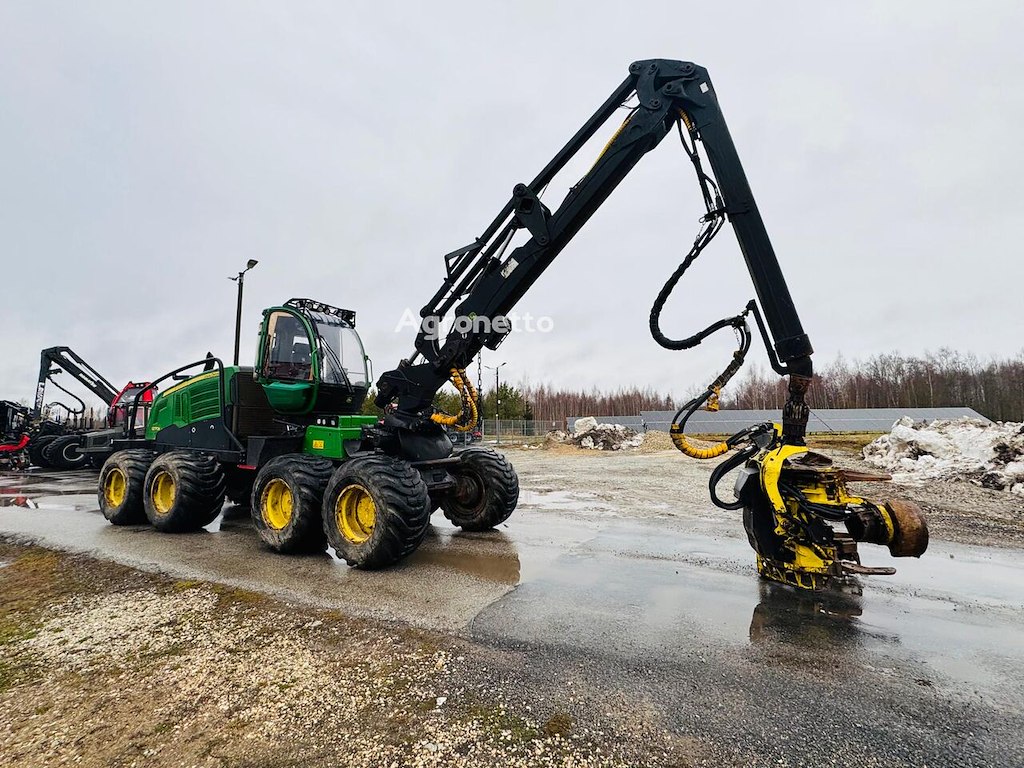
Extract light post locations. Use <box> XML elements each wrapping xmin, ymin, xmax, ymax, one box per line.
<box><xmin>229</xmin><ymin>259</ymin><xmax>259</xmax><ymax>366</ymax></box>
<box><xmin>485</xmin><ymin>361</ymin><xmax>507</xmax><ymax>444</ymax></box>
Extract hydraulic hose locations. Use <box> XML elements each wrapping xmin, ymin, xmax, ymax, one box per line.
<box><xmin>650</xmin><ymin>111</ymin><xmax>761</xmax><ymax>460</ymax></box>
<box><xmin>708</xmin><ymin>442</ymin><xmax>758</xmax><ymax>510</ymax></box>
<box><xmin>429</xmin><ymin>368</ymin><xmax>479</xmax><ymax>431</ymax></box>
<box><xmin>667</xmin><ymin>312</ymin><xmax>752</xmax><ymax>459</ymax></box>
<box><xmin>46</xmin><ymin>376</ymin><xmax>86</xmax><ymax>416</ymax></box>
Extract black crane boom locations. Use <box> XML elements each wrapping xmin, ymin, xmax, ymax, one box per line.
<box><xmin>375</xmin><ymin>59</ymin><xmax>813</xmax><ymax>449</ymax></box>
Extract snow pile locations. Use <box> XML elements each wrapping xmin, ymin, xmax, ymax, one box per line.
<box><xmin>863</xmin><ymin>416</ymin><xmax>1024</xmax><ymax>494</ymax></box>
<box><xmin>549</xmin><ymin>417</ymin><xmax>645</xmax><ymax>451</ymax></box>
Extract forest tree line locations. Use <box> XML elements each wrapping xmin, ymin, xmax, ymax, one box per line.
<box><xmin>362</xmin><ymin>350</ymin><xmax>1024</xmax><ymax>424</ymax></box>
<box><xmin>719</xmin><ymin>349</ymin><xmax>1024</xmax><ymax>422</ymax></box>
<box><xmin>362</xmin><ymin>383</ymin><xmax>674</xmax><ymax>424</ymax></box>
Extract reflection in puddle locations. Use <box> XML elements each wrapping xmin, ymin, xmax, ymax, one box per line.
<box><xmin>747</xmin><ymin>579</ymin><xmax>892</xmax><ymax>649</ymax></box>
<box><xmin>24</xmin><ymin>494</ymin><xmax>98</xmax><ymax>512</ymax></box>
<box><xmin>0</xmin><ymin>495</ymin><xmax>38</xmax><ymax>509</ymax></box>
<box><xmin>1</xmin><ymin>473</ymin><xmax>101</xmax><ymax>511</ymax></box>
<box><xmin>409</xmin><ymin>529</ymin><xmax>521</xmax><ymax>585</ymax></box>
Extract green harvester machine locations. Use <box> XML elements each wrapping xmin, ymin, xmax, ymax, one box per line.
<box><xmin>98</xmin><ymin>298</ymin><xmax>516</xmax><ymax>568</ymax></box>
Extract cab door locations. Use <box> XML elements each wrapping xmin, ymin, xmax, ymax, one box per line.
<box><xmin>256</xmin><ymin>308</ymin><xmax>319</xmax><ymax>414</ymax></box>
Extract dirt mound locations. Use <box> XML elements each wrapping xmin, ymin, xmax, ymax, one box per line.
<box><xmin>547</xmin><ymin>417</ymin><xmax>644</xmax><ymax>451</ymax></box>
<box><xmin>635</xmin><ymin>430</ymin><xmax>675</xmax><ymax>453</ymax></box>
<box><xmin>863</xmin><ymin>417</ymin><xmax>1024</xmax><ymax>495</ymax></box>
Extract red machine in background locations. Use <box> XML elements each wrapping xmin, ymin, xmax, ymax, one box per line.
<box><xmin>0</xmin><ymin>347</ymin><xmax>155</xmax><ymax>471</ymax></box>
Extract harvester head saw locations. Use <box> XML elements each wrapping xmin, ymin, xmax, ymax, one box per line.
<box><xmin>726</xmin><ymin>424</ymin><xmax>928</xmax><ymax>591</ymax></box>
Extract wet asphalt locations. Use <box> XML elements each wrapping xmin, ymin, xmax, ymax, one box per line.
<box><xmin>2</xmin><ymin>468</ymin><xmax>1022</xmax><ymax>767</ymax></box>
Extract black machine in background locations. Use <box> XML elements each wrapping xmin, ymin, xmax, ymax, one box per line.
<box><xmin>33</xmin><ymin>346</ymin><xmax>121</xmax><ymax>422</ymax></box>
<box><xmin>7</xmin><ymin>347</ymin><xmax>154</xmax><ymax>470</ymax></box>
<box><xmin>0</xmin><ymin>400</ymin><xmax>31</xmax><ymax>470</ymax></box>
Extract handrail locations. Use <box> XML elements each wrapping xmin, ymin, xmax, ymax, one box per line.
<box><xmin>125</xmin><ymin>357</ymin><xmax>245</xmax><ymax>453</ymax></box>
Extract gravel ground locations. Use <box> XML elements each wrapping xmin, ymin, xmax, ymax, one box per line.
<box><xmin>2</xmin><ymin>439</ymin><xmax>1021</xmax><ymax>767</ymax></box>
<box><xmin>512</xmin><ymin>436</ymin><xmax>1024</xmax><ymax>549</ymax></box>
<box><xmin>0</xmin><ymin>544</ymin><xmax>642</xmax><ymax>768</ymax></box>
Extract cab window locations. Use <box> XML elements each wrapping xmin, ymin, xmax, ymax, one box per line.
<box><xmin>263</xmin><ymin>311</ymin><xmax>314</xmax><ymax>381</ymax></box>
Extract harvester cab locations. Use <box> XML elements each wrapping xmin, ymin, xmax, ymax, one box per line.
<box><xmin>254</xmin><ymin>298</ymin><xmax>370</xmax><ymax>416</ymax></box>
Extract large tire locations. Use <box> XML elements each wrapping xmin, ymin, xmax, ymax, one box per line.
<box><xmin>251</xmin><ymin>455</ymin><xmax>333</xmax><ymax>553</ymax></box>
<box><xmin>440</xmin><ymin>447</ymin><xmax>519</xmax><ymax>531</ymax></box>
<box><xmin>98</xmin><ymin>450</ymin><xmax>156</xmax><ymax>525</ymax></box>
<box><xmin>143</xmin><ymin>451</ymin><xmax>226</xmax><ymax>533</ymax></box>
<box><xmin>46</xmin><ymin>435</ymin><xmax>89</xmax><ymax>470</ymax></box>
<box><xmin>323</xmin><ymin>455</ymin><xmax>430</xmax><ymax>569</ymax></box>
<box><xmin>28</xmin><ymin>434</ymin><xmax>59</xmax><ymax>468</ymax></box>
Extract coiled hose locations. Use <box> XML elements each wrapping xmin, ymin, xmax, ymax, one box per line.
<box><xmin>429</xmin><ymin>368</ymin><xmax>479</xmax><ymax>431</ymax></box>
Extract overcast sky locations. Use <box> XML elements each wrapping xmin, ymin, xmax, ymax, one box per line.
<box><xmin>2</xmin><ymin>1</ymin><xmax>1022</xmax><ymax>411</ymax></box>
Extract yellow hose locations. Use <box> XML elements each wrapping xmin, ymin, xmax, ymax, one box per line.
<box><xmin>429</xmin><ymin>368</ymin><xmax>479</xmax><ymax>431</ymax></box>
<box><xmin>705</xmin><ymin>386</ymin><xmax>720</xmax><ymax>412</ymax></box>
<box><xmin>670</xmin><ymin>423</ymin><xmax>729</xmax><ymax>460</ymax></box>
<box><xmin>584</xmin><ymin>112</ymin><xmax>634</xmax><ymax>176</ymax></box>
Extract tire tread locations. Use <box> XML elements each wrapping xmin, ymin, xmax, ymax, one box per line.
<box><xmin>144</xmin><ymin>451</ymin><xmax>226</xmax><ymax>532</ymax></box>
<box><xmin>99</xmin><ymin>449</ymin><xmax>156</xmax><ymax>525</ymax></box>
<box><xmin>323</xmin><ymin>455</ymin><xmax>430</xmax><ymax>569</ymax></box>
<box><xmin>440</xmin><ymin>447</ymin><xmax>519</xmax><ymax>531</ymax></box>
<box><xmin>252</xmin><ymin>454</ymin><xmax>334</xmax><ymax>553</ymax></box>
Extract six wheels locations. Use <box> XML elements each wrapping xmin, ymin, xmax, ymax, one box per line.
<box><xmin>322</xmin><ymin>455</ymin><xmax>430</xmax><ymax>569</ymax></box>
<box><xmin>251</xmin><ymin>455</ymin><xmax>333</xmax><ymax>553</ymax></box>
<box><xmin>440</xmin><ymin>447</ymin><xmax>519</xmax><ymax>531</ymax></box>
<box><xmin>93</xmin><ymin>445</ymin><xmax>519</xmax><ymax>566</ymax></box>
<box><xmin>143</xmin><ymin>451</ymin><xmax>226</xmax><ymax>532</ymax></box>
<box><xmin>98</xmin><ymin>449</ymin><xmax>156</xmax><ymax>525</ymax></box>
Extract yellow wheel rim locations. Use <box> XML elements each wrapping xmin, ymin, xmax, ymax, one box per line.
<box><xmin>335</xmin><ymin>484</ymin><xmax>376</xmax><ymax>544</ymax></box>
<box><xmin>151</xmin><ymin>471</ymin><xmax>176</xmax><ymax>515</ymax></box>
<box><xmin>104</xmin><ymin>468</ymin><xmax>127</xmax><ymax>508</ymax></box>
<box><xmin>261</xmin><ymin>478</ymin><xmax>294</xmax><ymax>530</ymax></box>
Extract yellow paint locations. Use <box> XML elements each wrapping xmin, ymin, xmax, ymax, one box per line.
<box><xmin>759</xmin><ymin>443</ymin><xmax>809</xmax><ymax>533</ymax></box>
<box><xmin>103</xmin><ymin>468</ymin><xmax>127</xmax><ymax>508</ymax></box>
<box><xmin>878</xmin><ymin>504</ymin><xmax>895</xmax><ymax>542</ymax></box>
<box><xmin>160</xmin><ymin>371</ymin><xmax>219</xmax><ymax>399</ymax></box>
<box><xmin>150</xmin><ymin>471</ymin><xmax>176</xmax><ymax>515</ymax></box>
<box><xmin>335</xmin><ymin>484</ymin><xmax>376</xmax><ymax>544</ymax></box>
<box><xmin>261</xmin><ymin>478</ymin><xmax>294</xmax><ymax>530</ymax></box>
<box><xmin>790</xmin><ymin>542</ymin><xmax>829</xmax><ymax>573</ymax></box>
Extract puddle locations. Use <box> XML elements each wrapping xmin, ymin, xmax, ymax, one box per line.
<box><xmin>518</xmin><ymin>489</ymin><xmax>618</xmax><ymax>516</ymax></box>
<box><xmin>0</xmin><ymin>494</ymin><xmax>39</xmax><ymax>509</ymax></box>
<box><xmin>408</xmin><ymin>529</ymin><xmax>522</xmax><ymax>585</ymax></box>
